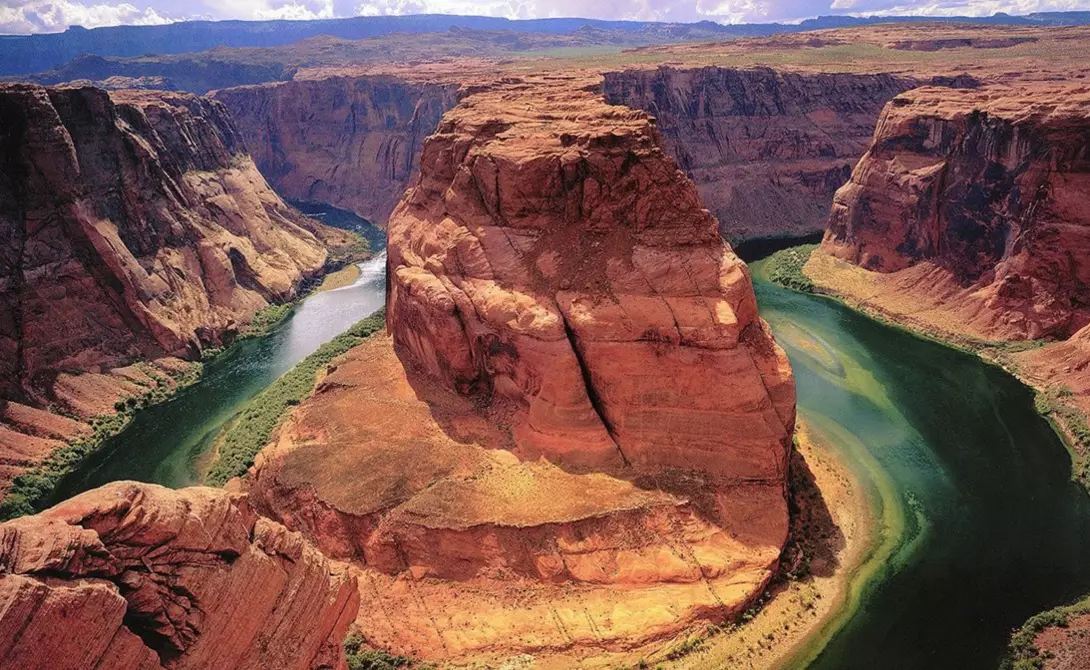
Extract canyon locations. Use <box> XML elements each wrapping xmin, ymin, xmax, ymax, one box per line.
<box><xmin>0</xmin><ymin>83</ymin><xmax>354</xmax><ymax>492</ymax></box>
<box><xmin>213</xmin><ymin>77</ymin><xmax>459</xmax><ymax>226</ymax></box>
<box><xmin>4</xmin><ymin>18</ymin><xmax>1090</xmax><ymax>670</ymax></box>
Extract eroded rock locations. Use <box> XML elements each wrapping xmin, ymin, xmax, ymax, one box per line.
<box><xmin>0</xmin><ymin>481</ymin><xmax>358</xmax><ymax>670</ymax></box>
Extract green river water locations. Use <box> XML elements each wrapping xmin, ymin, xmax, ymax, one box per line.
<box><xmin>47</xmin><ymin>234</ymin><xmax>1090</xmax><ymax>669</ymax></box>
<box><xmin>745</xmin><ymin>248</ymin><xmax>1090</xmax><ymax>669</ymax></box>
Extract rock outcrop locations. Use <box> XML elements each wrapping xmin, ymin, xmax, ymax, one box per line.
<box><xmin>0</xmin><ymin>83</ymin><xmax>346</xmax><ymax>487</ymax></box>
<box><xmin>820</xmin><ymin>84</ymin><xmax>1090</xmax><ymax>341</ymax></box>
<box><xmin>214</xmin><ymin>76</ymin><xmax>459</xmax><ymax>226</ymax></box>
<box><xmin>247</xmin><ymin>74</ymin><xmax>796</xmax><ymax>664</ymax></box>
<box><xmin>602</xmin><ymin>66</ymin><xmax>914</xmax><ymax>240</ymax></box>
<box><xmin>0</xmin><ymin>481</ymin><xmax>358</xmax><ymax>670</ymax></box>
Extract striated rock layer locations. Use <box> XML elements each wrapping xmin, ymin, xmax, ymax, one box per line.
<box><xmin>214</xmin><ymin>76</ymin><xmax>459</xmax><ymax>226</ymax></box>
<box><xmin>0</xmin><ymin>83</ymin><xmax>347</xmax><ymax>488</ymax></box>
<box><xmin>821</xmin><ymin>84</ymin><xmax>1090</xmax><ymax>341</ymax></box>
<box><xmin>602</xmin><ymin>66</ymin><xmax>915</xmax><ymax>240</ymax></box>
<box><xmin>248</xmin><ymin>74</ymin><xmax>796</xmax><ymax>664</ymax></box>
<box><xmin>0</xmin><ymin>482</ymin><xmax>358</xmax><ymax>670</ymax></box>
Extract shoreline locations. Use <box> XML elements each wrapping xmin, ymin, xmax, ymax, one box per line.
<box><xmin>661</xmin><ymin>420</ymin><xmax>879</xmax><ymax>670</ymax></box>
<box><xmin>767</xmin><ymin>243</ymin><xmax>1090</xmax><ymax>669</ymax></box>
<box><xmin>798</xmin><ymin>248</ymin><xmax>1090</xmax><ymax>492</ymax></box>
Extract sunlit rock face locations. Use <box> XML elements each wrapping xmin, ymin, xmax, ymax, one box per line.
<box><xmin>823</xmin><ymin>84</ymin><xmax>1090</xmax><ymax>341</ymax></box>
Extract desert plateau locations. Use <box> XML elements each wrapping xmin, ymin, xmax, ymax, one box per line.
<box><xmin>3</xmin><ymin>5</ymin><xmax>1090</xmax><ymax>670</ymax></box>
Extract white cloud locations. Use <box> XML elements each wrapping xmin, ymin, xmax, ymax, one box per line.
<box><xmin>0</xmin><ymin>0</ymin><xmax>171</xmax><ymax>33</ymax></box>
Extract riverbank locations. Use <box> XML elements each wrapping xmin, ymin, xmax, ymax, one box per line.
<box><xmin>796</xmin><ymin>248</ymin><xmax>1090</xmax><ymax>490</ymax></box>
<box><xmin>205</xmin><ymin>308</ymin><xmax>385</xmax><ymax>485</ymax></box>
<box><xmin>764</xmin><ymin>243</ymin><xmax>1090</xmax><ymax>669</ymax></box>
<box><xmin>2</xmin><ymin>251</ymin><xmax>385</xmax><ymax>518</ymax></box>
<box><xmin>0</xmin><ymin>360</ymin><xmax>203</xmax><ymax>519</ymax></box>
<box><xmin>652</xmin><ymin>421</ymin><xmax>875</xmax><ymax>670</ymax></box>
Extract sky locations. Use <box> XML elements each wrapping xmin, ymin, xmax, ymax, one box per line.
<box><xmin>2</xmin><ymin>0</ymin><xmax>1089</xmax><ymax>35</ymax></box>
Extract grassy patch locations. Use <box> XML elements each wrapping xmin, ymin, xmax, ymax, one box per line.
<box><xmin>0</xmin><ymin>362</ymin><xmax>203</xmax><ymax>520</ymax></box>
<box><xmin>762</xmin><ymin>244</ymin><xmax>818</xmax><ymax>293</ymax></box>
<box><xmin>240</xmin><ymin>303</ymin><xmax>295</xmax><ymax>339</ymax></box>
<box><xmin>1034</xmin><ymin>386</ymin><xmax>1090</xmax><ymax>488</ymax></box>
<box><xmin>343</xmin><ymin>632</ymin><xmax>434</xmax><ymax>670</ymax></box>
<box><xmin>1004</xmin><ymin>595</ymin><xmax>1090</xmax><ymax>670</ymax></box>
<box><xmin>204</xmin><ymin>309</ymin><xmax>385</xmax><ymax>486</ymax></box>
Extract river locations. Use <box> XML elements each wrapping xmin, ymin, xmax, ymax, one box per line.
<box><xmin>745</xmin><ymin>249</ymin><xmax>1090</xmax><ymax>669</ymax></box>
<box><xmin>48</xmin><ymin>250</ymin><xmax>387</xmax><ymax>501</ymax></box>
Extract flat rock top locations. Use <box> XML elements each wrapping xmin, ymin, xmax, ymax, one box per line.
<box><xmin>887</xmin><ymin>83</ymin><xmax>1090</xmax><ymax>123</ymax></box>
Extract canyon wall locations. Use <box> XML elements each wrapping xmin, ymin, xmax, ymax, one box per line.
<box><xmin>602</xmin><ymin>66</ymin><xmax>915</xmax><ymax>240</ymax></box>
<box><xmin>0</xmin><ymin>482</ymin><xmax>358</xmax><ymax>670</ymax></box>
<box><xmin>0</xmin><ymin>83</ymin><xmax>344</xmax><ymax>487</ymax></box>
<box><xmin>820</xmin><ymin>84</ymin><xmax>1090</xmax><ymax>341</ymax></box>
<box><xmin>214</xmin><ymin>76</ymin><xmax>460</xmax><ymax>226</ymax></box>
<box><xmin>246</xmin><ymin>73</ymin><xmax>796</xmax><ymax>663</ymax></box>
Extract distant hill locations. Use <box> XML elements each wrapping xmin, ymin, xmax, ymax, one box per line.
<box><xmin>0</xmin><ymin>14</ymin><xmax>773</xmax><ymax>76</ymax></box>
<box><xmin>4</xmin><ymin>11</ymin><xmax>1090</xmax><ymax>78</ymax></box>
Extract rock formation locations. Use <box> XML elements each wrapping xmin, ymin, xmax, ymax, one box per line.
<box><xmin>246</xmin><ymin>74</ymin><xmax>796</xmax><ymax>663</ymax></box>
<box><xmin>0</xmin><ymin>482</ymin><xmax>358</xmax><ymax>670</ymax></box>
<box><xmin>820</xmin><ymin>84</ymin><xmax>1090</xmax><ymax>341</ymax></box>
<box><xmin>214</xmin><ymin>76</ymin><xmax>459</xmax><ymax>226</ymax></box>
<box><xmin>602</xmin><ymin>66</ymin><xmax>914</xmax><ymax>240</ymax></box>
<box><xmin>0</xmin><ymin>83</ymin><xmax>347</xmax><ymax>488</ymax></box>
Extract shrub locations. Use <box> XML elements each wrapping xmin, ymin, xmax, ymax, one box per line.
<box><xmin>763</xmin><ymin>244</ymin><xmax>818</xmax><ymax>292</ymax></box>
<box><xmin>344</xmin><ymin>632</ymin><xmax>414</xmax><ymax>670</ymax></box>
<box><xmin>0</xmin><ymin>361</ymin><xmax>203</xmax><ymax>521</ymax></box>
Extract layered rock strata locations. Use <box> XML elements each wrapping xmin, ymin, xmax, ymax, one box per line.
<box><xmin>819</xmin><ymin>84</ymin><xmax>1090</xmax><ymax>342</ymax></box>
<box><xmin>602</xmin><ymin>66</ymin><xmax>915</xmax><ymax>240</ymax></box>
<box><xmin>0</xmin><ymin>83</ymin><xmax>344</xmax><ymax>487</ymax></box>
<box><xmin>0</xmin><ymin>482</ymin><xmax>358</xmax><ymax>670</ymax></box>
<box><xmin>247</xmin><ymin>74</ymin><xmax>796</xmax><ymax>663</ymax></box>
<box><xmin>214</xmin><ymin>76</ymin><xmax>460</xmax><ymax>226</ymax></box>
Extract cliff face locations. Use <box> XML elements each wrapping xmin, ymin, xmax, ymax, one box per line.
<box><xmin>602</xmin><ymin>66</ymin><xmax>915</xmax><ymax>240</ymax></box>
<box><xmin>0</xmin><ymin>83</ymin><xmax>339</xmax><ymax>486</ymax></box>
<box><xmin>0</xmin><ymin>482</ymin><xmax>358</xmax><ymax>670</ymax></box>
<box><xmin>214</xmin><ymin>76</ymin><xmax>459</xmax><ymax>226</ymax></box>
<box><xmin>821</xmin><ymin>85</ymin><xmax>1090</xmax><ymax>340</ymax></box>
<box><xmin>247</xmin><ymin>74</ymin><xmax>796</xmax><ymax>663</ymax></box>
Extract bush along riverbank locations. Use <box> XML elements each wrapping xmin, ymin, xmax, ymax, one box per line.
<box><xmin>204</xmin><ymin>308</ymin><xmax>386</xmax><ymax>486</ymax></box>
<box><xmin>0</xmin><ymin>362</ymin><xmax>203</xmax><ymax>520</ymax></box>
<box><xmin>759</xmin><ymin>243</ymin><xmax>1090</xmax><ymax>668</ymax></box>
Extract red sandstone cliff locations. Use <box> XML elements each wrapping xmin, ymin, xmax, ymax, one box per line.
<box><xmin>0</xmin><ymin>83</ymin><xmax>346</xmax><ymax>487</ymax></box>
<box><xmin>0</xmin><ymin>482</ymin><xmax>358</xmax><ymax>670</ymax></box>
<box><xmin>602</xmin><ymin>66</ymin><xmax>915</xmax><ymax>240</ymax></box>
<box><xmin>213</xmin><ymin>76</ymin><xmax>459</xmax><ymax>226</ymax></box>
<box><xmin>820</xmin><ymin>84</ymin><xmax>1090</xmax><ymax>341</ymax></box>
<box><xmin>245</xmin><ymin>74</ymin><xmax>796</xmax><ymax>664</ymax></box>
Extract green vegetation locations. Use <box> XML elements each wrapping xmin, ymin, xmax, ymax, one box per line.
<box><xmin>204</xmin><ymin>309</ymin><xmax>385</xmax><ymax>486</ymax></box>
<box><xmin>0</xmin><ymin>362</ymin><xmax>203</xmax><ymax>520</ymax></box>
<box><xmin>1034</xmin><ymin>386</ymin><xmax>1090</xmax><ymax>487</ymax></box>
<box><xmin>241</xmin><ymin>303</ymin><xmax>295</xmax><ymax>338</ymax></box>
<box><xmin>664</xmin><ymin>634</ymin><xmax>706</xmax><ymax>661</ymax></box>
<box><xmin>343</xmin><ymin>632</ymin><xmax>434</xmax><ymax>670</ymax></box>
<box><xmin>1004</xmin><ymin>595</ymin><xmax>1090</xmax><ymax>670</ymax></box>
<box><xmin>762</xmin><ymin>244</ymin><xmax>818</xmax><ymax>293</ymax></box>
